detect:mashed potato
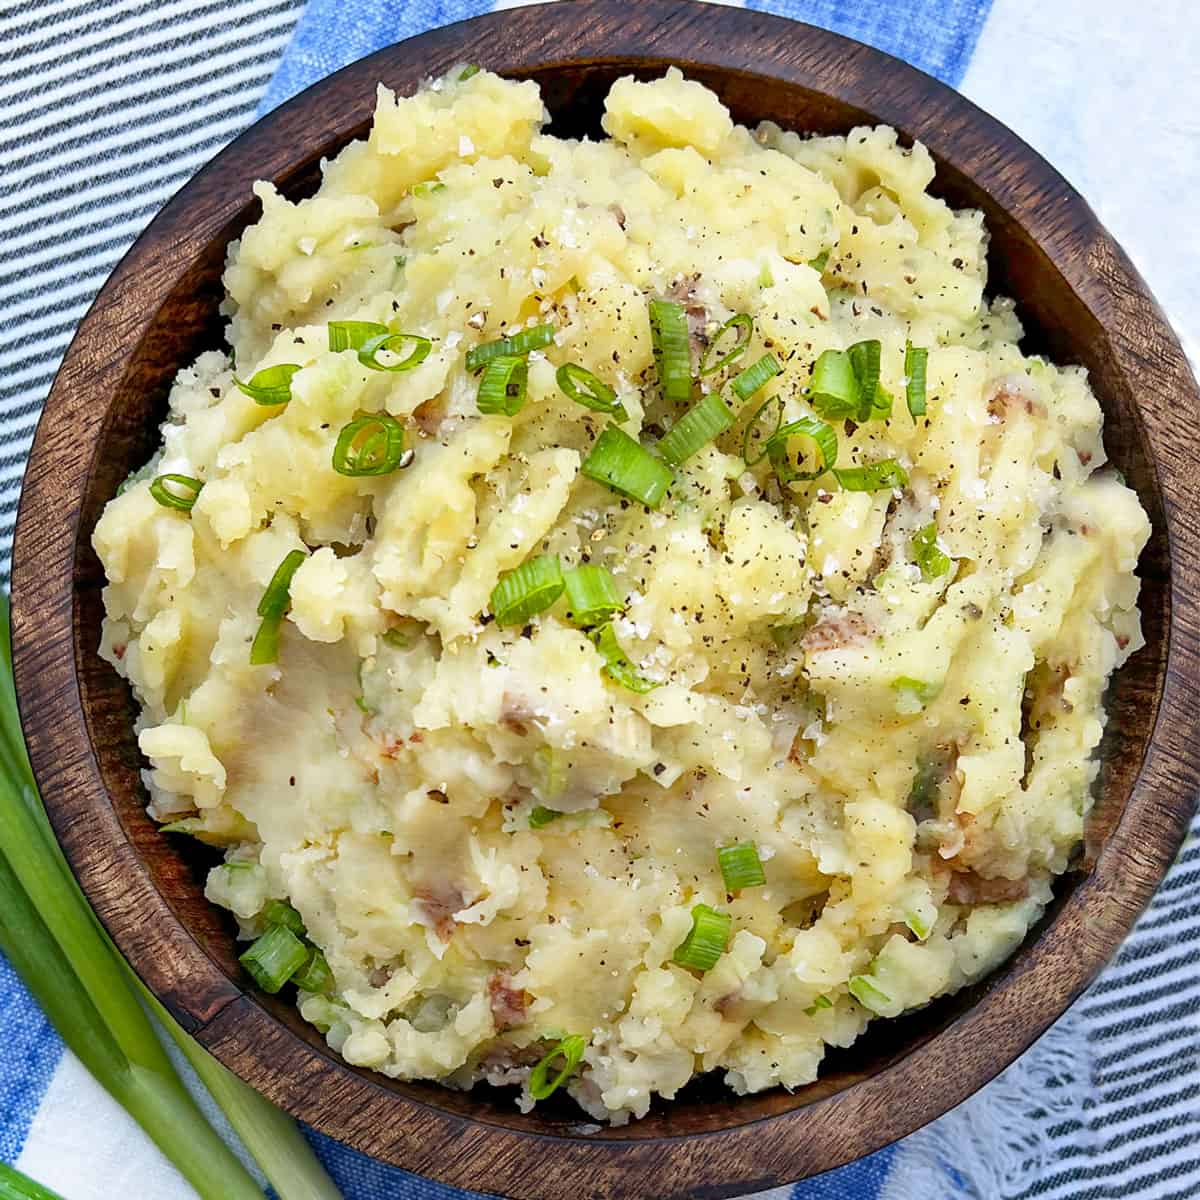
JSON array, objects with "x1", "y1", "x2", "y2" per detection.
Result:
[{"x1": 93, "y1": 68, "x2": 1149, "y2": 1123}]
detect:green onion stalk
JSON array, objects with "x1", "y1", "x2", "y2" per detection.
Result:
[
  {"x1": 0, "y1": 1161, "x2": 66, "y2": 1200},
  {"x1": 0, "y1": 594, "x2": 341, "y2": 1200}
]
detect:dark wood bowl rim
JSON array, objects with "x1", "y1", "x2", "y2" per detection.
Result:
[{"x1": 11, "y1": 2, "x2": 1200, "y2": 1197}]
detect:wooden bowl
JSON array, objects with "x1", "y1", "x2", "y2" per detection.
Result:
[{"x1": 12, "y1": 2, "x2": 1200, "y2": 1196}]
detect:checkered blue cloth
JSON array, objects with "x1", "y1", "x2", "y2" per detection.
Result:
[{"x1": 2, "y1": 1, "x2": 1198, "y2": 1197}]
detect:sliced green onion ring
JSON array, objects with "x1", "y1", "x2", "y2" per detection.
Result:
[
  {"x1": 911, "y1": 521, "x2": 951, "y2": 580},
  {"x1": 358, "y1": 331, "x2": 432, "y2": 373},
  {"x1": 239, "y1": 925, "x2": 308, "y2": 994},
  {"x1": 648, "y1": 298, "x2": 692, "y2": 403},
  {"x1": 149, "y1": 474, "x2": 204, "y2": 512},
  {"x1": 766, "y1": 416, "x2": 838, "y2": 483},
  {"x1": 458, "y1": 64, "x2": 481, "y2": 81},
  {"x1": 332, "y1": 412, "x2": 409, "y2": 476},
  {"x1": 805, "y1": 994, "x2": 834, "y2": 1016},
  {"x1": 590, "y1": 622, "x2": 660, "y2": 693},
  {"x1": 834, "y1": 459, "x2": 909, "y2": 492},
  {"x1": 905, "y1": 341, "x2": 929, "y2": 418},
  {"x1": 490, "y1": 554, "x2": 564, "y2": 625},
  {"x1": 563, "y1": 564, "x2": 624, "y2": 627},
  {"x1": 466, "y1": 324, "x2": 554, "y2": 372},
  {"x1": 528, "y1": 1034, "x2": 587, "y2": 1101},
  {"x1": 699, "y1": 313, "x2": 753, "y2": 376},
  {"x1": 556, "y1": 363, "x2": 627, "y2": 419},
  {"x1": 672, "y1": 904, "x2": 731, "y2": 972},
  {"x1": 742, "y1": 395, "x2": 784, "y2": 466},
  {"x1": 328, "y1": 321, "x2": 388, "y2": 352},
  {"x1": 529, "y1": 806, "x2": 563, "y2": 830},
  {"x1": 476, "y1": 354, "x2": 529, "y2": 416},
  {"x1": 235, "y1": 363, "x2": 301, "y2": 406},
  {"x1": 807, "y1": 249, "x2": 831, "y2": 273},
  {"x1": 717, "y1": 843, "x2": 766, "y2": 891},
  {"x1": 581, "y1": 424, "x2": 674, "y2": 508},
  {"x1": 659, "y1": 392, "x2": 734, "y2": 465},
  {"x1": 731, "y1": 353, "x2": 782, "y2": 401}
]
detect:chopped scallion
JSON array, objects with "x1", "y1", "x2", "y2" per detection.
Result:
[
  {"x1": 581, "y1": 425, "x2": 674, "y2": 508},
  {"x1": 529, "y1": 806, "x2": 563, "y2": 829},
  {"x1": 847, "y1": 339, "x2": 881, "y2": 409},
  {"x1": 834, "y1": 459, "x2": 908, "y2": 492},
  {"x1": 731, "y1": 353, "x2": 782, "y2": 401},
  {"x1": 742, "y1": 395, "x2": 783, "y2": 466},
  {"x1": 332, "y1": 412, "x2": 409, "y2": 476},
  {"x1": 807, "y1": 249, "x2": 831, "y2": 273},
  {"x1": 563, "y1": 564, "x2": 623, "y2": 627},
  {"x1": 234, "y1": 363, "x2": 300, "y2": 407},
  {"x1": 804, "y1": 994, "x2": 834, "y2": 1016},
  {"x1": 556, "y1": 363, "x2": 626, "y2": 419},
  {"x1": 262, "y1": 899, "x2": 305, "y2": 937},
  {"x1": 476, "y1": 354, "x2": 528, "y2": 416},
  {"x1": 766, "y1": 416, "x2": 838, "y2": 483},
  {"x1": 892, "y1": 676, "x2": 941, "y2": 713},
  {"x1": 658, "y1": 392, "x2": 734, "y2": 465},
  {"x1": 672, "y1": 904, "x2": 730, "y2": 972},
  {"x1": 466, "y1": 324, "x2": 554, "y2": 372},
  {"x1": 293, "y1": 949, "x2": 333, "y2": 994},
  {"x1": 809, "y1": 340, "x2": 894, "y2": 422},
  {"x1": 458, "y1": 64, "x2": 481, "y2": 80},
  {"x1": 809, "y1": 347, "x2": 860, "y2": 419},
  {"x1": 328, "y1": 320, "x2": 388, "y2": 352},
  {"x1": 358, "y1": 331, "x2": 431, "y2": 373},
  {"x1": 905, "y1": 912, "x2": 933, "y2": 941},
  {"x1": 528, "y1": 1034, "x2": 587, "y2": 1101},
  {"x1": 905, "y1": 342, "x2": 929, "y2": 418},
  {"x1": 648, "y1": 298, "x2": 692, "y2": 403},
  {"x1": 533, "y1": 746, "x2": 567, "y2": 801},
  {"x1": 717, "y1": 843, "x2": 766, "y2": 891},
  {"x1": 589, "y1": 622, "x2": 660, "y2": 693},
  {"x1": 250, "y1": 549, "x2": 306, "y2": 666},
  {"x1": 490, "y1": 554, "x2": 564, "y2": 625},
  {"x1": 848, "y1": 974, "x2": 892, "y2": 1014},
  {"x1": 699, "y1": 313, "x2": 753, "y2": 376},
  {"x1": 911, "y1": 521, "x2": 952, "y2": 580},
  {"x1": 256, "y1": 549, "x2": 307, "y2": 621},
  {"x1": 239, "y1": 925, "x2": 309, "y2": 994},
  {"x1": 149, "y1": 474, "x2": 203, "y2": 512}
]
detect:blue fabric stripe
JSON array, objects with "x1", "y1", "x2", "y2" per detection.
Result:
[
  {"x1": 259, "y1": 0, "x2": 497, "y2": 113},
  {"x1": 746, "y1": 0, "x2": 994, "y2": 86},
  {"x1": 793, "y1": 1144, "x2": 896, "y2": 1199},
  {"x1": 0, "y1": 954, "x2": 63, "y2": 1162}
]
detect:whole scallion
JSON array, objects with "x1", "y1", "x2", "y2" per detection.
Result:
[{"x1": 0, "y1": 1162, "x2": 65, "y2": 1200}]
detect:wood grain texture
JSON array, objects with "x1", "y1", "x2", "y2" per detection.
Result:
[{"x1": 10, "y1": 1, "x2": 1200, "y2": 1196}]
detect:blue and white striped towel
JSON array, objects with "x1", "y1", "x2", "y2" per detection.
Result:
[{"x1": 2, "y1": 1, "x2": 1198, "y2": 1197}]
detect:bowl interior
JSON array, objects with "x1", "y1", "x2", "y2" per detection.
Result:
[{"x1": 72, "y1": 58, "x2": 1169, "y2": 1141}]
